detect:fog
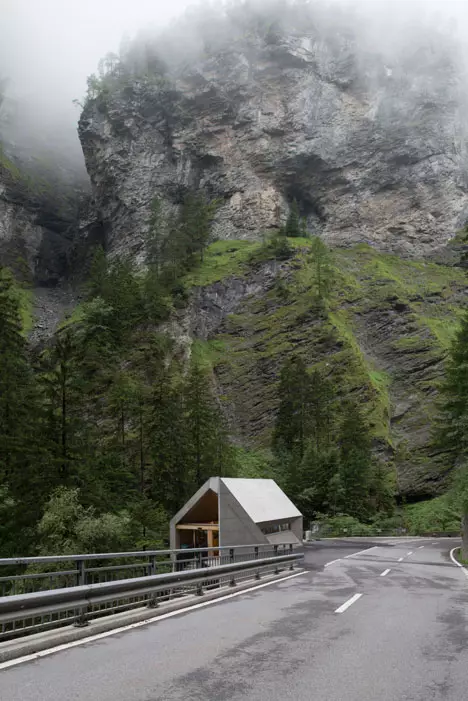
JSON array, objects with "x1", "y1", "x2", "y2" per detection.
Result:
[
  {"x1": 0, "y1": 0, "x2": 196, "y2": 168},
  {"x1": 1, "y1": 0, "x2": 468, "y2": 170}
]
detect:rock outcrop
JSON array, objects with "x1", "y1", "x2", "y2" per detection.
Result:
[
  {"x1": 79, "y1": 2, "x2": 468, "y2": 260},
  {"x1": 0, "y1": 147, "x2": 87, "y2": 285}
]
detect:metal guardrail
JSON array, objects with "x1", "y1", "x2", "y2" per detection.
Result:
[
  {"x1": 0, "y1": 543, "x2": 292, "y2": 597},
  {"x1": 0, "y1": 545, "x2": 302, "y2": 641}
]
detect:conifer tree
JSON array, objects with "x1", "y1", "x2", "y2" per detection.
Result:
[
  {"x1": 284, "y1": 199, "x2": 301, "y2": 237},
  {"x1": 184, "y1": 361, "x2": 228, "y2": 488},
  {"x1": 310, "y1": 236, "x2": 334, "y2": 303},
  {"x1": 436, "y1": 310, "x2": 468, "y2": 556},
  {"x1": 338, "y1": 403, "x2": 373, "y2": 520},
  {"x1": 272, "y1": 356, "x2": 311, "y2": 460},
  {"x1": 0, "y1": 269, "x2": 45, "y2": 544}
]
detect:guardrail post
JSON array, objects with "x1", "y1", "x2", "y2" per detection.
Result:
[
  {"x1": 289, "y1": 544, "x2": 294, "y2": 570},
  {"x1": 147, "y1": 556, "x2": 159, "y2": 608},
  {"x1": 254, "y1": 546, "x2": 261, "y2": 579},
  {"x1": 148, "y1": 555, "x2": 156, "y2": 576},
  {"x1": 274, "y1": 545, "x2": 279, "y2": 574},
  {"x1": 229, "y1": 549, "x2": 235, "y2": 585},
  {"x1": 74, "y1": 559, "x2": 88, "y2": 627}
]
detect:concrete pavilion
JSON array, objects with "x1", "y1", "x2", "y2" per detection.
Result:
[{"x1": 170, "y1": 477, "x2": 303, "y2": 550}]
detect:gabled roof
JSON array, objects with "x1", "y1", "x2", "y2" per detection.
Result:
[{"x1": 220, "y1": 478, "x2": 301, "y2": 524}]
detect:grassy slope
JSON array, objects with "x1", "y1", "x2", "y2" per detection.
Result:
[{"x1": 188, "y1": 239, "x2": 467, "y2": 498}]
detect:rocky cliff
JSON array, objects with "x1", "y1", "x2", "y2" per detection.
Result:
[
  {"x1": 79, "y1": 2, "x2": 468, "y2": 260},
  {"x1": 72, "y1": 2, "x2": 468, "y2": 498},
  {"x1": 167, "y1": 239, "x2": 464, "y2": 499}
]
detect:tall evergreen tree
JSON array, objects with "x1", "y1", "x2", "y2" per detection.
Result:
[
  {"x1": 0, "y1": 269, "x2": 45, "y2": 546},
  {"x1": 273, "y1": 356, "x2": 311, "y2": 460},
  {"x1": 184, "y1": 361, "x2": 229, "y2": 489},
  {"x1": 309, "y1": 370, "x2": 335, "y2": 453},
  {"x1": 39, "y1": 330, "x2": 84, "y2": 481},
  {"x1": 310, "y1": 236, "x2": 334, "y2": 303},
  {"x1": 284, "y1": 199, "x2": 301, "y2": 237},
  {"x1": 436, "y1": 310, "x2": 468, "y2": 556},
  {"x1": 338, "y1": 403, "x2": 373, "y2": 520}
]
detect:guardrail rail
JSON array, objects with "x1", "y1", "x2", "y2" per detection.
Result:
[{"x1": 0, "y1": 544, "x2": 302, "y2": 641}]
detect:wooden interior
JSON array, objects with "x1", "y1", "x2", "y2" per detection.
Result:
[
  {"x1": 179, "y1": 489, "x2": 218, "y2": 524},
  {"x1": 176, "y1": 489, "x2": 219, "y2": 553}
]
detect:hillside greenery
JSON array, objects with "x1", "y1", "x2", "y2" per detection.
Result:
[{"x1": 1, "y1": 200, "x2": 467, "y2": 554}]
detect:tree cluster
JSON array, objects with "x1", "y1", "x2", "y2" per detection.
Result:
[
  {"x1": 272, "y1": 356, "x2": 394, "y2": 522},
  {"x1": 0, "y1": 194, "x2": 230, "y2": 557},
  {"x1": 436, "y1": 306, "x2": 468, "y2": 557}
]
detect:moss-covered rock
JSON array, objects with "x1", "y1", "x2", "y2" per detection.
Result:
[{"x1": 187, "y1": 240, "x2": 467, "y2": 499}]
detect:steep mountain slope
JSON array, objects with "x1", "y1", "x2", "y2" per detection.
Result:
[
  {"x1": 182, "y1": 239, "x2": 467, "y2": 498},
  {"x1": 79, "y1": 2, "x2": 468, "y2": 260}
]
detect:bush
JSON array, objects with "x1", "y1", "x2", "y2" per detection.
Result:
[{"x1": 316, "y1": 514, "x2": 376, "y2": 537}]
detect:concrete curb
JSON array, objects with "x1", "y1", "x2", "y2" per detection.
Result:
[{"x1": 0, "y1": 568, "x2": 304, "y2": 663}]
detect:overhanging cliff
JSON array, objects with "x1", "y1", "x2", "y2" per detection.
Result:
[{"x1": 79, "y1": 2, "x2": 468, "y2": 260}]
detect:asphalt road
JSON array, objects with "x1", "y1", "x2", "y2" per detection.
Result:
[{"x1": 2, "y1": 538, "x2": 468, "y2": 701}]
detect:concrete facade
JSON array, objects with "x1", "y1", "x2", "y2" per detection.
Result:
[{"x1": 170, "y1": 477, "x2": 303, "y2": 549}]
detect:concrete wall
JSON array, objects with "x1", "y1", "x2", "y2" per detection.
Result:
[
  {"x1": 291, "y1": 515, "x2": 303, "y2": 541},
  {"x1": 218, "y1": 480, "x2": 268, "y2": 547}
]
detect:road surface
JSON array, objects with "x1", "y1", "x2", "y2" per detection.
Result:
[{"x1": 2, "y1": 538, "x2": 468, "y2": 701}]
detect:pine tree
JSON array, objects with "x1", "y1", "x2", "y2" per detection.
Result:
[
  {"x1": 309, "y1": 370, "x2": 335, "y2": 453},
  {"x1": 39, "y1": 330, "x2": 84, "y2": 481},
  {"x1": 437, "y1": 310, "x2": 468, "y2": 458},
  {"x1": 284, "y1": 199, "x2": 301, "y2": 237},
  {"x1": 87, "y1": 245, "x2": 109, "y2": 299},
  {"x1": 273, "y1": 356, "x2": 311, "y2": 460},
  {"x1": 184, "y1": 361, "x2": 228, "y2": 489},
  {"x1": 299, "y1": 444, "x2": 340, "y2": 518},
  {"x1": 310, "y1": 236, "x2": 334, "y2": 303},
  {"x1": 436, "y1": 310, "x2": 468, "y2": 556},
  {"x1": 338, "y1": 403, "x2": 373, "y2": 520},
  {"x1": 0, "y1": 269, "x2": 46, "y2": 546}
]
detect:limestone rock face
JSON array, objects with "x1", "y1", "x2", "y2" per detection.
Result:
[
  {"x1": 0, "y1": 181, "x2": 47, "y2": 278},
  {"x1": 79, "y1": 3, "x2": 468, "y2": 259}
]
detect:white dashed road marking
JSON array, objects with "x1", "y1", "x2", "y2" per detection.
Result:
[
  {"x1": 335, "y1": 593, "x2": 363, "y2": 614},
  {"x1": 380, "y1": 569, "x2": 391, "y2": 577},
  {"x1": 344, "y1": 546, "x2": 377, "y2": 559}
]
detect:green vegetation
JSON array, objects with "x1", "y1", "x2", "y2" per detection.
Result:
[
  {"x1": 184, "y1": 240, "x2": 261, "y2": 287},
  {"x1": 435, "y1": 303, "x2": 468, "y2": 557},
  {"x1": 402, "y1": 496, "x2": 460, "y2": 536},
  {"x1": 0, "y1": 196, "x2": 240, "y2": 556},
  {"x1": 3, "y1": 207, "x2": 468, "y2": 553}
]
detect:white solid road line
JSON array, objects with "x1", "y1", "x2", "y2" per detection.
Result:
[
  {"x1": 335, "y1": 593, "x2": 363, "y2": 614},
  {"x1": 450, "y1": 547, "x2": 462, "y2": 567},
  {"x1": 449, "y1": 547, "x2": 468, "y2": 579},
  {"x1": 344, "y1": 546, "x2": 377, "y2": 559},
  {"x1": 325, "y1": 558, "x2": 342, "y2": 567},
  {"x1": 0, "y1": 571, "x2": 306, "y2": 672},
  {"x1": 380, "y1": 569, "x2": 391, "y2": 577}
]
